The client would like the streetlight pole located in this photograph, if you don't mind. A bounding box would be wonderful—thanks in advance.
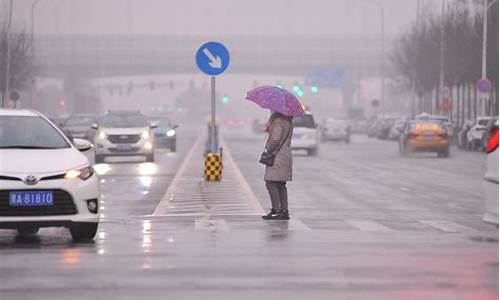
[2,0,14,108]
[31,0,42,55]
[438,0,445,116]
[480,0,498,115]
[29,0,42,109]
[369,0,385,113]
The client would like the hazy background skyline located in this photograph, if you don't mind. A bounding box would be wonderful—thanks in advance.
[4,0,448,37]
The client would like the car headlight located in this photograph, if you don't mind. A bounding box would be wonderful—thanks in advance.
[144,141,153,150]
[142,131,150,139]
[64,166,94,180]
[166,129,176,137]
[99,131,106,140]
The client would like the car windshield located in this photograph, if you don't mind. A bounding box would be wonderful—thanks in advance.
[293,115,316,128]
[151,118,172,128]
[0,116,70,149]
[100,114,148,128]
[478,119,490,126]
[65,116,95,126]
[431,116,449,123]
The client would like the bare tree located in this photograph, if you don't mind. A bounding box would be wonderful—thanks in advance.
[391,1,498,118]
[0,24,35,106]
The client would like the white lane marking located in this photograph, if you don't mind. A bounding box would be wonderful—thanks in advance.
[419,220,478,233]
[271,219,311,231]
[152,135,203,216]
[220,137,265,214]
[195,219,229,231]
[345,220,393,232]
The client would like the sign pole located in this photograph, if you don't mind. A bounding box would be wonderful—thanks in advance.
[210,76,216,153]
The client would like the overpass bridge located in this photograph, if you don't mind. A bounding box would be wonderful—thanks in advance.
[35,34,388,78]
[31,34,390,115]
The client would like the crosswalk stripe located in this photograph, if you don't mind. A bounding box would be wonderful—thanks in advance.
[419,220,477,233]
[345,220,393,232]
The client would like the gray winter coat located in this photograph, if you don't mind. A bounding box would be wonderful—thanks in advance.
[264,113,293,182]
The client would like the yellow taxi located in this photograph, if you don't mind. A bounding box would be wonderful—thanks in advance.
[398,120,450,157]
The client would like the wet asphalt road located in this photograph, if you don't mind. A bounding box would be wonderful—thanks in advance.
[0,126,497,300]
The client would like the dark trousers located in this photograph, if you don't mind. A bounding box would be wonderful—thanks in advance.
[265,181,288,211]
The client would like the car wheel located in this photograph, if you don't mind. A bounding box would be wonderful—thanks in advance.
[95,154,104,164]
[17,226,39,236]
[438,148,450,158]
[308,148,318,156]
[70,222,98,241]
[145,153,155,162]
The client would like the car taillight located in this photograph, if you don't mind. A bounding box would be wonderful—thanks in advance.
[408,132,418,139]
[486,127,499,154]
[438,132,448,139]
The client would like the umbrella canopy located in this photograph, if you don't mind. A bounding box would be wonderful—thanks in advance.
[245,85,305,117]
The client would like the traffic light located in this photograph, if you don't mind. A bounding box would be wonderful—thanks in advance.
[311,85,318,93]
[297,90,304,97]
[222,95,229,104]
[293,85,301,93]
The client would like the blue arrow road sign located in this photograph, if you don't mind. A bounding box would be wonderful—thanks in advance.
[196,42,230,76]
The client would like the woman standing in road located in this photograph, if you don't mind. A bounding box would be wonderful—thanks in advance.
[245,85,304,220]
[261,111,293,220]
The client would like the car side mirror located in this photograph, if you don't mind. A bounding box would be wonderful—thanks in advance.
[150,122,158,129]
[172,124,179,129]
[91,123,99,130]
[73,138,93,152]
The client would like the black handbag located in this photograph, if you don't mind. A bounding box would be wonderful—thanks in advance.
[259,125,291,167]
[259,151,276,166]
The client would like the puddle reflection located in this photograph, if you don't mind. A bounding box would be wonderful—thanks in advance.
[138,163,158,176]
[142,220,152,253]
[61,248,81,267]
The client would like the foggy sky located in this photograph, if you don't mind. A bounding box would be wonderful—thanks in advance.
[4,0,435,37]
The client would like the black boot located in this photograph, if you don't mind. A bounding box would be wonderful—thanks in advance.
[276,210,290,220]
[262,209,279,220]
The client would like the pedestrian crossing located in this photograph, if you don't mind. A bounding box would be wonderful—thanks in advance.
[149,135,494,236]
[138,215,494,234]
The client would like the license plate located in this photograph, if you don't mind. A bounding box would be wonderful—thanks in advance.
[116,144,132,150]
[72,133,85,138]
[9,191,54,207]
[423,134,434,140]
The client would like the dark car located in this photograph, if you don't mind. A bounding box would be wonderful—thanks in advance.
[62,114,97,142]
[151,116,178,152]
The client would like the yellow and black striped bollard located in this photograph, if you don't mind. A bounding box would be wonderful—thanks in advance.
[204,153,223,181]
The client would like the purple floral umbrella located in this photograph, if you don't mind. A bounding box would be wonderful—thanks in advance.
[245,85,305,117]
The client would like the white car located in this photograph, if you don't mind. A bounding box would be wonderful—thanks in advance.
[0,109,99,240]
[322,118,350,143]
[388,119,407,140]
[466,116,495,150]
[291,113,320,156]
[483,119,498,225]
[93,111,156,163]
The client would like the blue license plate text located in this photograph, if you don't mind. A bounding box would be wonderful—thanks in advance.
[9,191,54,207]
